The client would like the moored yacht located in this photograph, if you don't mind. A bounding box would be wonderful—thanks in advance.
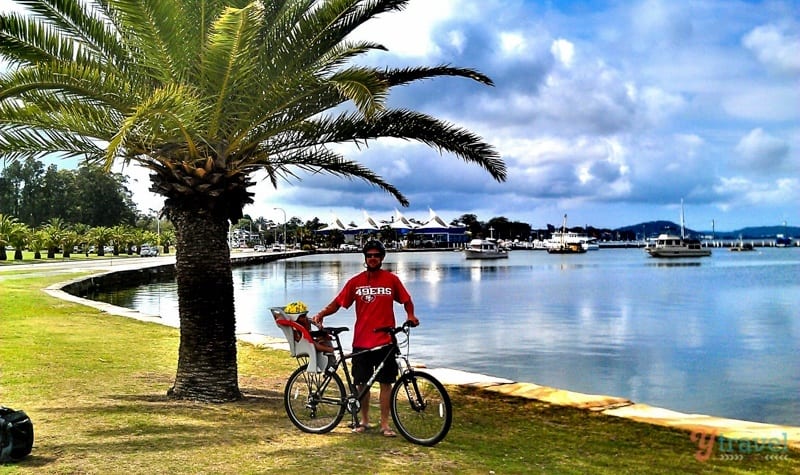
[546,215,589,254]
[646,234,711,257]
[645,199,711,258]
[464,238,509,259]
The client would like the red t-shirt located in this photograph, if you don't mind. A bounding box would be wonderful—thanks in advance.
[335,269,411,348]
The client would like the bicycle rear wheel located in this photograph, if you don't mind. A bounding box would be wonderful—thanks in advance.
[391,371,452,446]
[284,365,345,434]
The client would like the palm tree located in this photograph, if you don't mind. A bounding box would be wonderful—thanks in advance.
[88,226,114,256]
[72,223,92,255]
[110,225,131,256]
[8,222,30,260]
[0,214,19,261]
[61,230,81,258]
[0,0,505,402]
[29,229,47,259]
[41,218,68,259]
[161,229,176,254]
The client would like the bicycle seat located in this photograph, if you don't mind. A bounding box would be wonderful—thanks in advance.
[322,327,349,336]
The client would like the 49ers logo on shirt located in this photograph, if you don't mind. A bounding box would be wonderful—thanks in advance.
[355,286,392,303]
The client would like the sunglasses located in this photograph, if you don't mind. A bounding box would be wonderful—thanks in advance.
[365,253,383,258]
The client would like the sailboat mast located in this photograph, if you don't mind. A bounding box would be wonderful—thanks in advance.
[680,199,686,240]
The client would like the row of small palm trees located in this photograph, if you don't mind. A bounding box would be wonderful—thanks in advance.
[0,214,175,261]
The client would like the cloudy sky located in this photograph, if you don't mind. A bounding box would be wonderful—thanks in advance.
[2,0,798,231]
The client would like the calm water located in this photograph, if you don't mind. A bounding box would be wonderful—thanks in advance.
[92,247,800,426]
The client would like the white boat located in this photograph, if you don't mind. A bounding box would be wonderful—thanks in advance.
[546,215,588,254]
[464,238,508,259]
[547,231,598,251]
[646,234,711,257]
[645,200,711,258]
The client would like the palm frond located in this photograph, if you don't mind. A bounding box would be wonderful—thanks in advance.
[0,13,69,66]
[0,124,104,162]
[379,65,494,87]
[10,0,126,69]
[0,92,119,142]
[315,40,387,74]
[250,144,409,205]
[203,2,263,137]
[329,67,387,117]
[178,0,247,73]
[0,61,136,112]
[106,83,205,169]
[275,109,506,182]
[109,0,184,83]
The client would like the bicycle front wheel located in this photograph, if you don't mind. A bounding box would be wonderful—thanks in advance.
[284,365,346,434]
[391,371,452,446]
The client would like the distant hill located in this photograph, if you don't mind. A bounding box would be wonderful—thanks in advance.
[614,222,800,239]
[721,225,800,239]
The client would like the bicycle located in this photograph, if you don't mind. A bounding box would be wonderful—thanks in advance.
[272,309,452,446]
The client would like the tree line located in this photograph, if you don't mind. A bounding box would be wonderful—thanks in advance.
[0,214,175,261]
[0,158,175,261]
[0,157,138,228]
[202,212,637,251]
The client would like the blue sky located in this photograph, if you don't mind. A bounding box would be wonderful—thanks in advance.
[2,0,798,231]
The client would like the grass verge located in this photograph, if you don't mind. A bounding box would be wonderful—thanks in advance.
[0,251,146,265]
[0,271,797,474]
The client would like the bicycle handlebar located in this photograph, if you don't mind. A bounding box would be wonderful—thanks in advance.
[374,320,417,335]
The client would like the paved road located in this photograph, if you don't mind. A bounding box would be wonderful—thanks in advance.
[0,255,176,277]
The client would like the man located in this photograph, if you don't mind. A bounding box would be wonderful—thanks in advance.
[311,240,419,437]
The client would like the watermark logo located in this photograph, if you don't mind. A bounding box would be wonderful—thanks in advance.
[690,429,790,462]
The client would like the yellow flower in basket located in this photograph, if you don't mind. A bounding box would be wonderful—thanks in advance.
[284,301,308,315]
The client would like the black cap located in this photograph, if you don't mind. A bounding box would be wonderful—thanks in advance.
[362,240,386,256]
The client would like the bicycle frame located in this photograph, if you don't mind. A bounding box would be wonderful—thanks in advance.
[311,325,413,426]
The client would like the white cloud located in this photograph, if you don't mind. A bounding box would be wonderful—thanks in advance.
[714,176,799,206]
[723,85,800,122]
[116,163,165,214]
[734,128,790,170]
[550,38,575,67]
[347,0,464,58]
[500,32,527,57]
[743,24,800,74]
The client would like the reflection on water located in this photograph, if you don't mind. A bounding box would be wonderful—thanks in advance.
[89,248,800,426]
[645,261,702,267]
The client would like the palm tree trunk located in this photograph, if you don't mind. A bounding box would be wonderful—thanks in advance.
[168,208,241,402]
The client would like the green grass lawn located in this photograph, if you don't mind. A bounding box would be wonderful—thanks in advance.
[0,270,796,474]
[0,250,170,265]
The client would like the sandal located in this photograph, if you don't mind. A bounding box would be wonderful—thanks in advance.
[381,428,397,438]
[352,424,371,433]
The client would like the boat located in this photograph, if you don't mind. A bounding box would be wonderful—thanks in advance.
[464,238,508,259]
[646,234,711,257]
[547,230,599,251]
[775,234,792,247]
[730,236,754,252]
[645,200,711,258]
[546,215,588,254]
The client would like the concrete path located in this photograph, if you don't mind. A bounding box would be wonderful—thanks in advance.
[7,254,798,453]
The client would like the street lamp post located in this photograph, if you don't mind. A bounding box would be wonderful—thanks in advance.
[149,208,161,252]
[274,207,286,253]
